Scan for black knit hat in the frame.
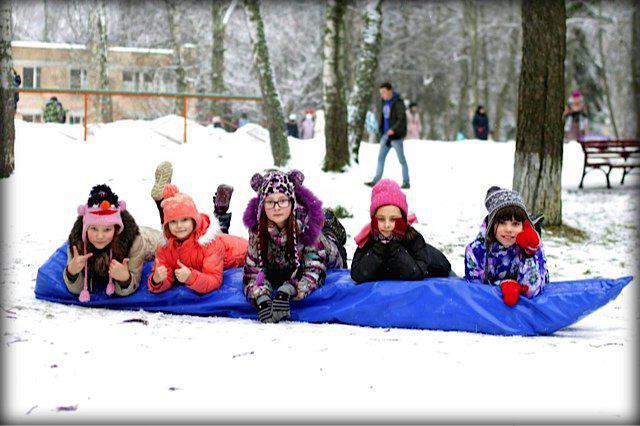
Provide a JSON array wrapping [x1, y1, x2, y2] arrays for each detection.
[[87, 184, 119, 207], [484, 186, 531, 232]]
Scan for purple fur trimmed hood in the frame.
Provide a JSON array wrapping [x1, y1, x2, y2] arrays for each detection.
[[242, 170, 324, 246]]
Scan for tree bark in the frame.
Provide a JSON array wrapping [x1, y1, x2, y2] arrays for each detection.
[[631, 0, 640, 139], [88, 0, 113, 122], [210, 0, 229, 119], [513, 0, 565, 226], [322, 0, 350, 172], [0, 0, 15, 178], [494, 11, 520, 141], [166, 0, 187, 115], [595, 1, 618, 139], [347, 0, 382, 163], [243, 0, 290, 166], [465, 0, 479, 113], [479, 3, 489, 111], [43, 0, 50, 42]]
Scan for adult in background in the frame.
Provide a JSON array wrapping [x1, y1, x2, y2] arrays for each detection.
[[365, 105, 379, 144], [406, 102, 422, 140], [12, 68, 21, 111], [472, 105, 489, 140], [563, 90, 588, 141], [300, 113, 315, 139], [286, 114, 299, 138], [365, 82, 410, 189], [238, 113, 249, 128], [43, 96, 66, 123]]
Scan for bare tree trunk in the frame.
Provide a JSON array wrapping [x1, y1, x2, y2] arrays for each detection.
[[494, 10, 520, 141], [465, 0, 479, 112], [597, 1, 618, 139], [88, 0, 112, 122], [322, 0, 350, 172], [513, 0, 565, 226], [454, 58, 470, 138], [43, 0, 50, 42], [210, 0, 229, 119], [479, 3, 489, 109], [1, 0, 15, 178], [631, 0, 639, 139], [243, 0, 290, 166], [347, 0, 382, 163], [166, 0, 187, 115]]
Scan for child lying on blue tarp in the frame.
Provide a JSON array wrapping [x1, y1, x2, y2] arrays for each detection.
[[465, 186, 549, 307]]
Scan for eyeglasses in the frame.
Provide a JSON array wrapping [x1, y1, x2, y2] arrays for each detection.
[[264, 199, 291, 209]]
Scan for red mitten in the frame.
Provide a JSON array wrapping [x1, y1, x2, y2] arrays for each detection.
[[516, 220, 540, 256], [392, 216, 408, 237], [500, 280, 525, 307]]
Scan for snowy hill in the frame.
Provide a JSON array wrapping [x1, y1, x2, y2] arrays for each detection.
[[1, 117, 637, 422]]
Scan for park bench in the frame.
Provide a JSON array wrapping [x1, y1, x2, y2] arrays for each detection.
[[578, 138, 640, 189]]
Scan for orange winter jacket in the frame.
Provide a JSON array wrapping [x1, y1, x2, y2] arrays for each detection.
[[148, 213, 247, 294]]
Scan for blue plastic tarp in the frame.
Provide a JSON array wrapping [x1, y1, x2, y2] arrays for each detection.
[[35, 243, 633, 336]]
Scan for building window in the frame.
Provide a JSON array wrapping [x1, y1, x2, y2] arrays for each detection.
[[70, 69, 87, 89], [142, 71, 154, 92], [22, 67, 41, 88], [69, 114, 84, 125], [22, 113, 43, 123], [123, 71, 136, 91]]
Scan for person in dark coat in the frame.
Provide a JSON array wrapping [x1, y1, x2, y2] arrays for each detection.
[[12, 68, 21, 111], [365, 82, 410, 189], [351, 179, 451, 283], [286, 113, 299, 138], [472, 105, 489, 140]]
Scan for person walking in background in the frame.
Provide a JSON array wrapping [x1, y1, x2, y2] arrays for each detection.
[[563, 90, 588, 141], [472, 105, 489, 140], [406, 102, 422, 140], [43, 96, 66, 123], [286, 114, 299, 138], [365, 82, 410, 189], [238, 113, 249, 128], [365, 105, 379, 144], [300, 113, 315, 139]]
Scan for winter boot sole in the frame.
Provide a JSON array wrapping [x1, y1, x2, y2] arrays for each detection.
[[151, 161, 173, 201]]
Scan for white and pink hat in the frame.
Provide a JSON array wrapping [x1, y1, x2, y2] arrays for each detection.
[[76, 197, 127, 303]]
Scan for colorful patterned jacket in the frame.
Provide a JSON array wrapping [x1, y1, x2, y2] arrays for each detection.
[[242, 186, 343, 306], [465, 219, 548, 298]]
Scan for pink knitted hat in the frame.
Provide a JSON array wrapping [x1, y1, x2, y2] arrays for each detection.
[[370, 179, 408, 217], [76, 197, 126, 303], [160, 184, 201, 236]]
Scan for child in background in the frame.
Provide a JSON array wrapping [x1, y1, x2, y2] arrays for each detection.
[[351, 179, 451, 283], [65, 184, 164, 302], [465, 186, 548, 307], [242, 169, 347, 323], [149, 184, 247, 294]]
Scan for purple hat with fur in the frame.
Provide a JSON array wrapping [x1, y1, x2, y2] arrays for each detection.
[[243, 169, 325, 273]]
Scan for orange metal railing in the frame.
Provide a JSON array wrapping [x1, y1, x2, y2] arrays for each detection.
[[17, 87, 262, 143]]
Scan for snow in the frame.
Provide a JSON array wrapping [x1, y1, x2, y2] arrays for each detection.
[[1, 117, 638, 422], [11, 40, 176, 55]]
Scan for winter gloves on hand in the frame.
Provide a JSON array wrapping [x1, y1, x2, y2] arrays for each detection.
[[516, 220, 540, 256], [256, 283, 297, 324], [256, 295, 274, 323], [500, 280, 530, 307]]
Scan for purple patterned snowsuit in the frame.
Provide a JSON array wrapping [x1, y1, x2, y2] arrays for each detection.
[[465, 219, 549, 298]]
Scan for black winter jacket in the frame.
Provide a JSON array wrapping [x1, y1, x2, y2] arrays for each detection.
[[379, 93, 407, 141], [350, 231, 451, 283]]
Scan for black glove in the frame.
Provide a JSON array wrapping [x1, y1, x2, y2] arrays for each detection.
[[271, 283, 295, 323], [256, 295, 274, 323]]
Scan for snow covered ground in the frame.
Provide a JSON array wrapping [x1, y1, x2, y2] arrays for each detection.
[[1, 116, 638, 423]]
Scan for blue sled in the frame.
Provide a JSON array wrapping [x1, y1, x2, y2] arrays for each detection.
[[35, 243, 633, 336]]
